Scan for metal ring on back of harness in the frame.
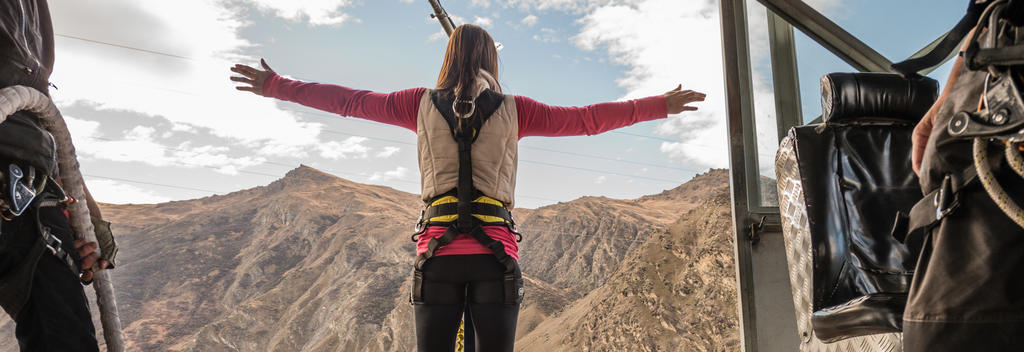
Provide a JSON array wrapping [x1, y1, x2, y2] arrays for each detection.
[[0, 85, 125, 352]]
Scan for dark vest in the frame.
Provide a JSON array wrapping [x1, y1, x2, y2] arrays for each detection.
[[0, 0, 56, 175]]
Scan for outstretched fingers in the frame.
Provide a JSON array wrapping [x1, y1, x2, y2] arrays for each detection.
[[664, 85, 707, 114], [230, 76, 255, 84], [231, 64, 257, 76], [230, 61, 274, 96]]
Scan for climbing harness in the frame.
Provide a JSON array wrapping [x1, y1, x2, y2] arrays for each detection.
[[410, 88, 523, 306], [412, 192, 518, 236], [951, 0, 1024, 228], [0, 85, 125, 352], [901, 0, 1024, 238]]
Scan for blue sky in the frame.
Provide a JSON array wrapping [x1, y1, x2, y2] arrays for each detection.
[[46, 0, 965, 208]]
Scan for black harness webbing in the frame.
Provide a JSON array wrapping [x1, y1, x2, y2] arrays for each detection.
[[421, 201, 514, 227], [412, 89, 522, 305], [896, 165, 979, 245], [891, 2, 984, 77]]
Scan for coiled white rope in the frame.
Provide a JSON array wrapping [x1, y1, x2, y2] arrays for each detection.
[[1006, 140, 1024, 179], [0, 85, 124, 352], [974, 137, 1024, 229]]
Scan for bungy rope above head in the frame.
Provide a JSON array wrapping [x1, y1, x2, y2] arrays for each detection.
[[0, 85, 125, 352], [452, 70, 500, 119]]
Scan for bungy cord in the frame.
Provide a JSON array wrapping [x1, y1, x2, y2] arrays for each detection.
[[0, 85, 125, 352], [974, 137, 1024, 229]]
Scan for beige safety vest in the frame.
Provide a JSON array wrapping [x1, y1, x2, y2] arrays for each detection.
[[416, 72, 519, 207]]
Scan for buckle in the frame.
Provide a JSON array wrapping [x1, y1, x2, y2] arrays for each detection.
[[414, 210, 426, 233], [411, 210, 426, 242], [934, 175, 959, 220], [43, 228, 62, 256]]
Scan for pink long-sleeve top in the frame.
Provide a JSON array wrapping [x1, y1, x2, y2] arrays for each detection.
[[263, 74, 667, 260]]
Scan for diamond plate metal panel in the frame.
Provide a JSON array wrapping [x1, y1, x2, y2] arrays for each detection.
[[776, 134, 903, 352]]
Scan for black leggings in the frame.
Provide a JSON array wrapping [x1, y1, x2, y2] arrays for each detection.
[[413, 254, 521, 352]]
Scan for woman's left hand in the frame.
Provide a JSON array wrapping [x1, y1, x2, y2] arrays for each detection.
[[230, 58, 276, 97], [665, 84, 706, 114]]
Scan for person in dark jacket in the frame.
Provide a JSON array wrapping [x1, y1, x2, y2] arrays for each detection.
[[906, 2, 1024, 349], [0, 0, 111, 350]]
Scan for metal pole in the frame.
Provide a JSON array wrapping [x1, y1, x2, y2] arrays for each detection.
[[766, 11, 803, 142], [720, 0, 760, 350], [756, 0, 892, 73], [427, 0, 458, 36]]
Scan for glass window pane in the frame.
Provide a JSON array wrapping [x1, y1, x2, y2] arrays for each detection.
[[805, 1, 966, 63], [747, 0, 781, 207], [794, 30, 857, 123]]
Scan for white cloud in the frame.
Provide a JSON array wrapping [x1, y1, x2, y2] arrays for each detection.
[[449, 14, 469, 26], [317, 137, 370, 159], [471, 0, 492, 8], [241, 0, 355, 26], [515, 0, 844, 170], [375, 146, 401, 158], [474, 16, 494, 28], [86, 179, 172, 204], [65, 115, 267, 175], [594, 175, 607, 184], [48, 0, 332, 162], [571, 0, 728, 168], [533, 28, 561, 43], [428, 30, 448, 42], [505, 0, 614, 12], [521, 14, 539, 27], [369, 166, 410, 182]]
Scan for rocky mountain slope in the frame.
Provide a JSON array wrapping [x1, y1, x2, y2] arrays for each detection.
[[516, 188, 738, 351], [0, 166, 738, 351]]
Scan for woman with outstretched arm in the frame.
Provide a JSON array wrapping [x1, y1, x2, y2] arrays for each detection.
[[230, 24, 704, 352]]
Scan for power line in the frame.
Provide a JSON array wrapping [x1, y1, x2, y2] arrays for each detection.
[[520, 160, 683, 184], [55, 33, 717, 189], [56, 33, 193, 60], [62, 74, 696, 182], [78, 137, 573, 202], [87, 137, 282, 178], [286, 107, 703, 173], [319, 129, 416, 146], [610, 130, 779, 160], [77, 137, 577, 200], [84, 174, 221, 194], [54, 32, 757, 165], [518, 145, 702, 173]]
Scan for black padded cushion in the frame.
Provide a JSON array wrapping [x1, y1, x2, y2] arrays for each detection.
[[821, 73, 939, 124], [792, 124, 921, 342]]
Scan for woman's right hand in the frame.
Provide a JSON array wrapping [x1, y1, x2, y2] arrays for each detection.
[[665, 85, 706, 114], [230, 58, 276, 96]]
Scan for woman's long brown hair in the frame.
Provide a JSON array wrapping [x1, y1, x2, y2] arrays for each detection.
[[435, 24, 499, 98]]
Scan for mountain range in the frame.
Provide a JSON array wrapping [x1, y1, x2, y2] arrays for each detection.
[[0, 166, 739, 351]]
